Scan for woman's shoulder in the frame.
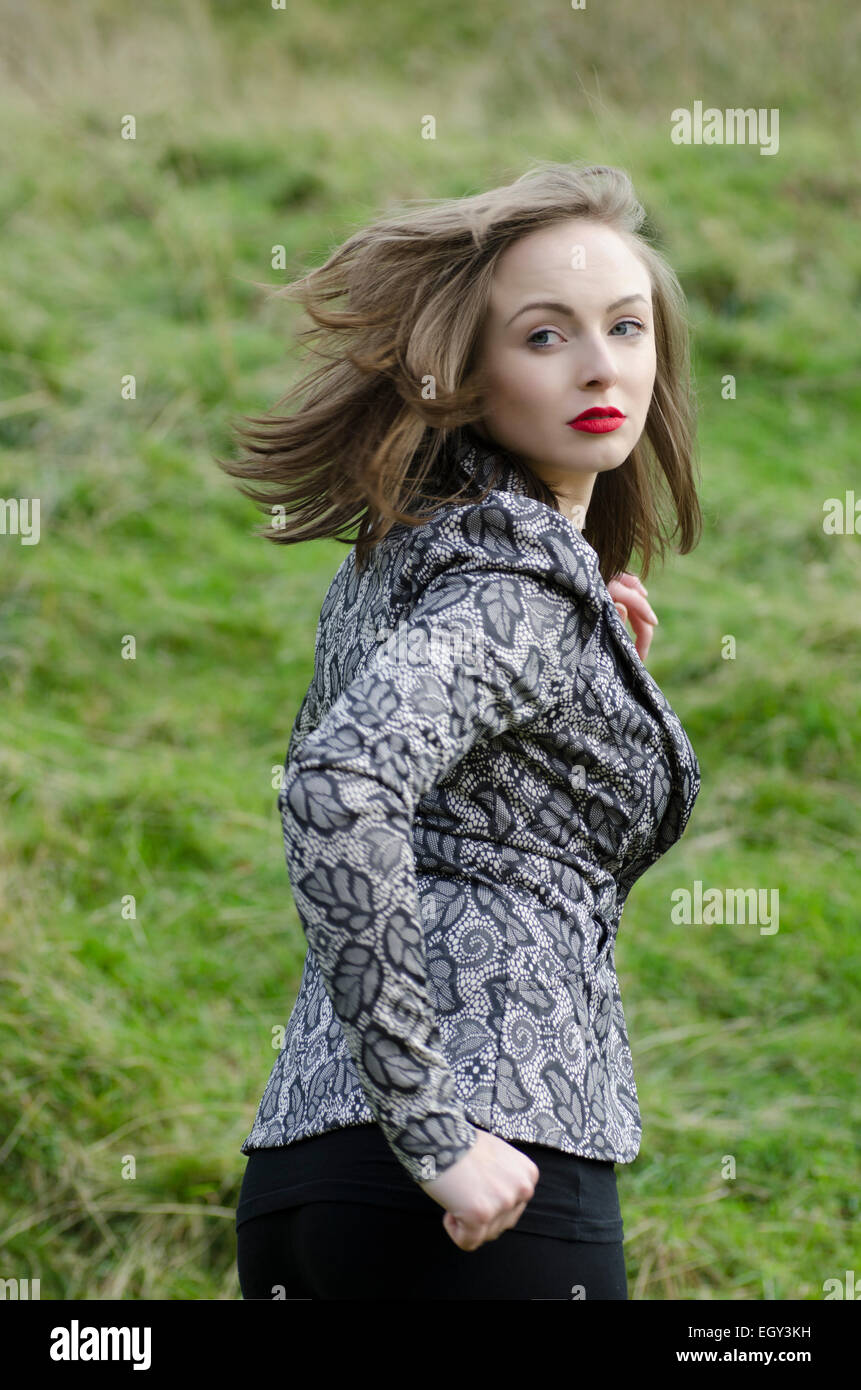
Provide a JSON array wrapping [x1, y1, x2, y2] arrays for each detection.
[[389, 486, 602, 608]]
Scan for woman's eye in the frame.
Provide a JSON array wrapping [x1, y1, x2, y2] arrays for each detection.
[[527, 328, 564, 348], [528, 320, 646, 349], [609, 319, 646, 336]]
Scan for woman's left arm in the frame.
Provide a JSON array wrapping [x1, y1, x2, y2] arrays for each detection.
[[606, 571, 659, 663]]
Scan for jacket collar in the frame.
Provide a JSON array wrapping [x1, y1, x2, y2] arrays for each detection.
[[448, 424, 534, 500], [447, 424, 603, 582]]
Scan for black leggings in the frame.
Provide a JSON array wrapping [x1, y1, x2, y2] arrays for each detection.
[[237, 1201, 628, 1300]]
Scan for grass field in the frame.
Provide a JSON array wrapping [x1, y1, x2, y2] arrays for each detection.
[[1, 0, 859, 1299]]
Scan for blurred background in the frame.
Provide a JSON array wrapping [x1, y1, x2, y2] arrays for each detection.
[[0, 0, 858, 1299]]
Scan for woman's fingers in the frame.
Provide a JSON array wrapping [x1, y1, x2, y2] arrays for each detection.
[[629, 614, 654, 662], [609, 586, 657, 662], [627, 600, 655, 661], [609, 577, 657, 621], [443, 1197, 530, 1251]]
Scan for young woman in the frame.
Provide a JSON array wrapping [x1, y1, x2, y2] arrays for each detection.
[[220, 160, 702, 1300]]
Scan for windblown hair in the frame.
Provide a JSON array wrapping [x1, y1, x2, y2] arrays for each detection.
[[216, 160, 701, 581]]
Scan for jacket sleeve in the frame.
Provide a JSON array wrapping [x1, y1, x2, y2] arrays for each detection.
[[277, 499, 597, 1184]]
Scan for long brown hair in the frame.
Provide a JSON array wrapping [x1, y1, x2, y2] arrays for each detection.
[[216, 160, 701, 581]]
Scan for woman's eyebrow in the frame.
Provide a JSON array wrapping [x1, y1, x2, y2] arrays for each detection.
[[504, 293, 650, 327]]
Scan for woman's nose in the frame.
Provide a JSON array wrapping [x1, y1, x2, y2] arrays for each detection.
[[574, 335, 619, 387]]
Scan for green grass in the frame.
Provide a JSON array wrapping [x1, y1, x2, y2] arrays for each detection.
[[1, 0, 859, 1300]]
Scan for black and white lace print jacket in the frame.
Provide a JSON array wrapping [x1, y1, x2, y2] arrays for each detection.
[[240, 425, 701, 1183]]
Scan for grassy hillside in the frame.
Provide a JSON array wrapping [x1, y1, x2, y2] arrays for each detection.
[[0, 0, 858, 1299]]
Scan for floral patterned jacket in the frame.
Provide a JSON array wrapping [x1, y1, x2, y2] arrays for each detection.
[[240, 426, 701, 1183]]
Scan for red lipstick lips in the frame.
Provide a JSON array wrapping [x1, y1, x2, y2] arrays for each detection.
[[568, 407, 626, 434]]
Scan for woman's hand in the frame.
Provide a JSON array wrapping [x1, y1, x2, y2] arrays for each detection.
[[418, 1129, 540, 1252], [606, 571, 659, 662]]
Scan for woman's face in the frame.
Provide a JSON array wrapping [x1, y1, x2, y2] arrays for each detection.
[[472, 218, 657, 522]]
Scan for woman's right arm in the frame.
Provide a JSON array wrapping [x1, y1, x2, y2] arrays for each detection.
[[278, 501, 593, 1244]]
